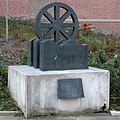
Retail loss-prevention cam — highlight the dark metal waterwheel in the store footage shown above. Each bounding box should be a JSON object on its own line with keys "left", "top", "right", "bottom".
{"left": 35, "top": 2, "right": 78, "bottom": 43}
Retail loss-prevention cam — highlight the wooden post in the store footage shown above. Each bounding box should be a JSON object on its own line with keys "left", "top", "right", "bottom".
{"left": 5, "top": 0, "right": 8, "bottom": 42}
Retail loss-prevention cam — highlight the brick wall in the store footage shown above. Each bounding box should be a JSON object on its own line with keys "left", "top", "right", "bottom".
{"left": 0, "top": 0, "right": 120, "bottom": 35}
{"left": 0, "top": 0, "right": 6, "bottom": 16}
{"left": 0, "top": 0, "right": 29, "bottom": 17}
{"left": 29, "top": 0, "right": 56, "bottom": 18}
{"left": 56, "top": 0, "right": 120, "bottom": 35}
{"left": 56, "top": 0, "right": 120, "bottom": 19}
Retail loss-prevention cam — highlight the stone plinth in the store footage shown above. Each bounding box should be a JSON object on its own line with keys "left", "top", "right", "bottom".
{"left": 8, "top": 65, "right": 110, "bottom": 118}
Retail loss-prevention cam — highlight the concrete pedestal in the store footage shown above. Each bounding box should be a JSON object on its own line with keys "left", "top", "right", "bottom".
{"left": 8, "top": 65, "right": 110, "bottom": 118}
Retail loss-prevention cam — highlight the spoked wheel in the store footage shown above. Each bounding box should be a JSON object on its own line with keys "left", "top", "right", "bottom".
{"left": 35, "top": 2, "right": 78, "bottom": 43}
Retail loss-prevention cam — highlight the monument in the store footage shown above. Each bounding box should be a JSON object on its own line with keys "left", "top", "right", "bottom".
{"left": 28, "top": 2, "right": 88, "bottom": 70}
{"left": 8, "top": 2, "right": 110, "bottom": 118}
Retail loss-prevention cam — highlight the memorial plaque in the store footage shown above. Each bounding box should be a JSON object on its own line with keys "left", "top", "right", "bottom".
{"left": 40, "top": 40, "right": 58, "bottom": 71}
{"left": 57, "top": 78, "right": 84, "bottom": 99}
{"left": 33, "top": 39, "right": 40, "bottom": 68}
{"left": 81, "top": 44, "right": 88, "bottom": 68}
{"left": 28, "top": 38, "right": 35, "bottom": 66}
{"left": 58, "top": 40, "right": 88, "bottom": 70}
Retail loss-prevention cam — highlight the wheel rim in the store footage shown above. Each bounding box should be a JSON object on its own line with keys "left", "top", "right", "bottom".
{"left": 35, "top": 2, "right": 78, "bottom": 43}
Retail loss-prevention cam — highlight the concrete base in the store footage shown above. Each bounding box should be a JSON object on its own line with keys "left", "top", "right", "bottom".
{"left": 8, "top": 65, "right": 110, "bottom": 118}
{"left": 110, "top": 111, "right": 120, "bottom": 116}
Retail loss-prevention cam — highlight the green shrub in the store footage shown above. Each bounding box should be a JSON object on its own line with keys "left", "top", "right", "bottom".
{"left": 0, "top": 53, "right": 7, "bottom": 87}
{"left": 8, "top": 18, "right": 37, "bottom": 39}
{"left": 0, "top": 53, "right": 19, "bottom": 111}
{"left": 0, "top": 17, "right": 37, "bottom": 40}
{"left": 20, "top": 51, "right": 28, "bottom": 65}
{"left": 78, "top": 31, "right": 120, "bottom": 108}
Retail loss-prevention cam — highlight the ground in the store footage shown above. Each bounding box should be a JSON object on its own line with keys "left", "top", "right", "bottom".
{"left": 0, "top": 38, "right": 27, "bottom": 111}
{"left": 0, "top": 116, "right": 120, "bottom": 120}
{"left": 0, "top": 39, "right": 27, "bottom": 67}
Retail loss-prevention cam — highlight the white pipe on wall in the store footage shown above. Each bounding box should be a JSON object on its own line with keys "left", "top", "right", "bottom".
{"left": 78, "top": 19, "right": 120, "bottom": 22}
{"left": 67, "top": 19, "right": 120, "bottom": 22}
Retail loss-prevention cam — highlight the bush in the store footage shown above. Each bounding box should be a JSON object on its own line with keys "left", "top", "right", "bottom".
{"left": 78, "top": 30, "right": 120, "bottom": 109}
{"left": 0, "top": 53, "right": 19, "bottom": 111}
{"left": 0, "top": 17, "right": 37, "bottom": 40}
{"left": 0, "top": 53, "right": 7, "bottom": 87}
{"left": 20, "top": 51, "right": 28, "bottom": 65}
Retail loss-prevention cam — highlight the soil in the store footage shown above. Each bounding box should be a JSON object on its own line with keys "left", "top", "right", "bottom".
{"left": 0, "top": 39, "right": 27, "bottom": 67}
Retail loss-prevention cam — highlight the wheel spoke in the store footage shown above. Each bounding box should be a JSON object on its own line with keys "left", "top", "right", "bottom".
{"left": 40, "top": 23, "right": 53, "bottom": 28}
{"left": 54, "top": 4, "right": 60, "bottom": 20}
{"left": 44, "top": 28, "right": 55, "bottom": 39}
{"left": 60, "top": 11, "right": 70, "bottom": 23}
{"left": 60, "top": 29, "right": 68, "bottom": 39}
{"left": 62, "top": 23, "right": 75, "bottom": 27}
{"left": 54, "top": 30, "right": 60, "bottom": 42}
{"left": 43, "top": 11, "right": 55, "bottom": 23}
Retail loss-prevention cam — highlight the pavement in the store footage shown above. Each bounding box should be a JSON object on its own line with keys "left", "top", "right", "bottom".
{"left": 0, "top": 116, "right": 120, "bottom": 120}
{"left": 0, "top": 111, "right": 120, "bottom": 120}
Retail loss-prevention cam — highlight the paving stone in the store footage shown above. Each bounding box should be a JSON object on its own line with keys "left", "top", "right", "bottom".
{"left": 0, "top": 116, "right": 120, "bottom": 120}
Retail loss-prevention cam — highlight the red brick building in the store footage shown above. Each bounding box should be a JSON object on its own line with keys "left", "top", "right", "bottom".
{"left": 0, "top": 0, "right": 120, "bottom": 35}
